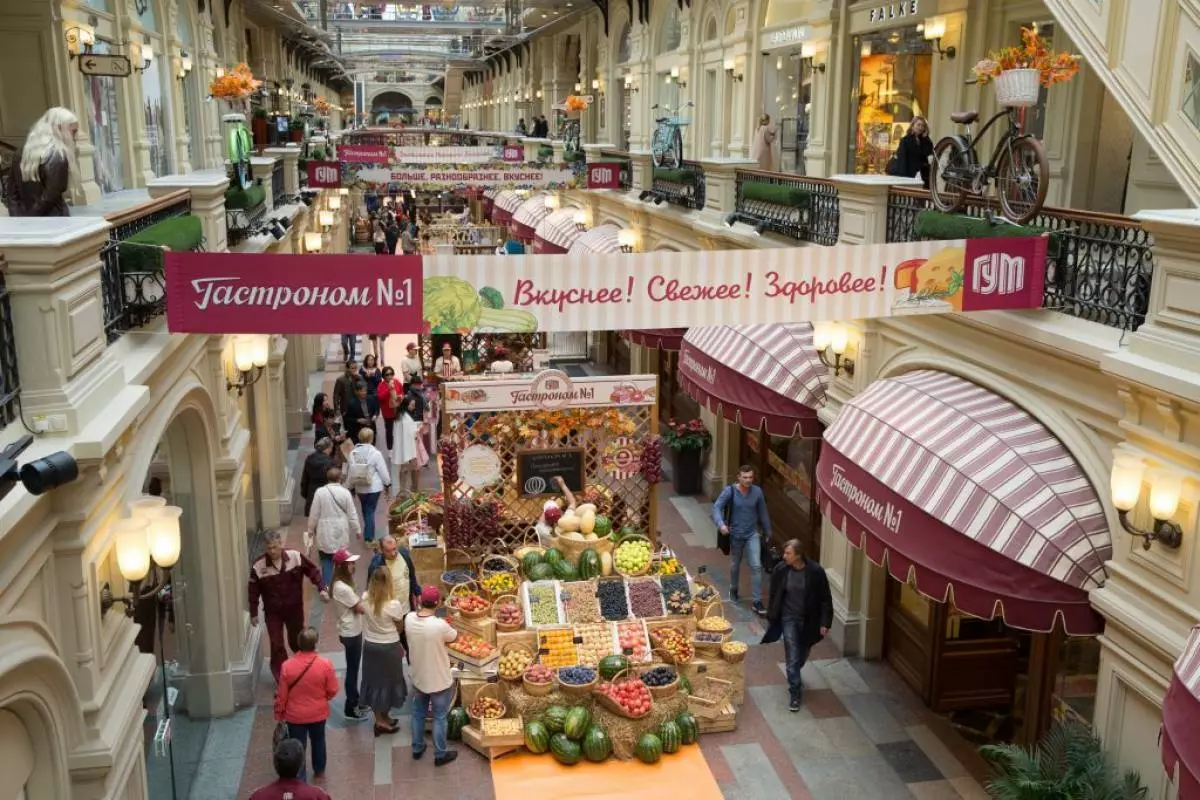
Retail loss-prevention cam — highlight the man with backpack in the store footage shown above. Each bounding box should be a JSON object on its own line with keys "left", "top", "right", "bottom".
{"left": 711, "top": 465, "right": 773, "bottom": 616}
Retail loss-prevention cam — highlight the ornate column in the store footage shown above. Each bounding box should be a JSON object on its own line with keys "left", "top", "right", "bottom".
{"left": 830, "top": 174, "right": 921, "bottom": 245}
{"left": 698, "top": 158, "right": 757, "bottom": 214}
{"left": 265, "top": 146, "right": 300, "bottom": 196}
{"left": 250, "top": 155, "right": 280, "bottom": 211}
{"left": 147, "top": 170, "right": 231, "bottom": 252}
{"left": 281, "top": 336, "right": 308, "bottom": 438}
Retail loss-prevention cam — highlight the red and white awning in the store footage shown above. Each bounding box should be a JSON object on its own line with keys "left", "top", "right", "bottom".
{"left": 678, "top": 324, "right": 826, "bottom": 438}
{"left": 533, "top": 208, "right": 583, "bottom": 254}
{"left": 816, "top": 370, "right": 1111, "bottom": 635}
{"left": 511, "top": 194, "right": 551, "bottom": 241}
{"left": 568, "top": 224, "right": 623, "bottom": 255}
{"left": 621, "top": 329, "right": 687, "bottom": 351}
{"left": 483, "top": 189, "right": 496, "bottom": 200}
{"left": 492, "top": 190, "right": 524, "bottom": 224}
{"left": 1164, "top": 625, "right": 1200, "bottom": 799}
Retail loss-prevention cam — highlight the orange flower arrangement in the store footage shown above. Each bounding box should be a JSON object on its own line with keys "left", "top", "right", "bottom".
{"left": 314, "top": 97, "right": 332, "bottom": 115}
{"left": 209, "top": 63, "right": 261, "bottom": 101}
{"left": 973, "top": 27, "right": 1080, "bottom": 87}
{"left": 564, "top": 95, "right": 589, "bottom": 113}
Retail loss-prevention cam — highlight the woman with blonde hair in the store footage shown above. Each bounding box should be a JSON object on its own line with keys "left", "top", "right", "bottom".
{"left": 359, "top": 565, "right": 408, "bottom": 735}
{"left": 7, "top": 107, "right": 79, "bottom": 216}
{"left": 751, "top": 113, "right": 777, "bottom": 171}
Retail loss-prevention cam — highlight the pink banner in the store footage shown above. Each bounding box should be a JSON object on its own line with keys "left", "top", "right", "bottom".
{"left": 338, "top": 144, "right": 391, "bottom": 164}
{"left": 502, "top": 144, "right": 524, "bottom": 162}
{"left": 587, "top": 162, "right": 622, "bottom": 189}
{"left": 306, "top": 160, "right": 341, "bottom": 188}
{"left": 165, "top": 253, "right": 423, "bottom": 334}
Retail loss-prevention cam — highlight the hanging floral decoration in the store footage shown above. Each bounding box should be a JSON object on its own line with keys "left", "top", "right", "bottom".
{"left": 564, "top": 95, "right": 590, "bottom": 112}
{"left": 972, "top": 27, "right": 1080, "bottom": 87}
{"left": 210, "top": 63, "right": 262, "bottom": 100}
{"left": 314, "top": 97, "right": 333, "bottom": 115}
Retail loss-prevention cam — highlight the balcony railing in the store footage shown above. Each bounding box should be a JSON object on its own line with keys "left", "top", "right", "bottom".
{"left": 733, "top": 169, "right": 840, "bottom": 246}
{"left": 885, "top": 187, "right": 1155, "bottom": 332}
{"left": 0, "top": 264, "right": 21, "bottom": 428}
{"left": 100, "top": 190, "right": 200, "bottom": 342}
{"left": 272, "top": 159, "right": 286, "bottom": 207}
{"left": 599, "top": 150, "right": 633, "bottom": 191}
{"left": 651, "top": 161, "right": 706, "bottom": 211}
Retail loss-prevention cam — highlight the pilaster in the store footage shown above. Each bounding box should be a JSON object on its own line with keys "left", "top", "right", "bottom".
{"left": 265, "top": 146, "right": 301, "bottom": 196}
{"left": 628, "top": 151, "right": 653, "bottom": 192}
{"left": 250, "top": 156, "right": 281, "bottom": 211}
{"left": 522, "top": 137, "right": 548, "bottom": 163}
{"left": 698, "top": 158, "right": 757, "bottom": 214}
{"left": 147, "top": 169, "right": 231, "bottom": 252}
{"left": 701, "top": 413, "right": 742, "bottom": 500}
{"left": 248, "top": 335, "right": 290, "bottom": 531}
{"left": 584, "top": 143, "right": 618, "bottom": 163}
{"left": 829, "top": 175, "right": 921, "bottom": 245}
{"left": 281, "top": 335, "right": 308, "bottom": 438}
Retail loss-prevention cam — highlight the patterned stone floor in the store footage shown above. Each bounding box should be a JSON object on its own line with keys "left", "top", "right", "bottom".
{"left": 179, "top": 337, "right": 994, "bottom": 800}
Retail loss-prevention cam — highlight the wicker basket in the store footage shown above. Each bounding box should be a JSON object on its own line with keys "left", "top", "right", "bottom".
{"left": 556, "top": 667, "right": 599, "bottom": 697}
{"left": 490, "top": 593, "right": 524, "bottom": 632}
{"left": 512, "top": 527, "right": 547, "bottom": 568}
{"left": 696, "top": 600, "right": 733, "bottom": 635}
{"left": 522, "top": 669, "right": 554, "bottom": 697}
{"left": 592, "top": 668, "right": 652, "bottom": 719}
{"left": 480, "top": 552, "right": 520, "bottom": 579}
{"left": 639, "top": 657, "right": 680, "bottom": 699}
{"left": 613, "top": 534, "right": 653, "bottom": 577}
{"left": 465, "top": 682, "right": 506, "bottom": 724}
{"left": 551, "top": 532, "right": 615, "bottom": 567}
{"left": 498, "top": 642, "right": 536, "bottom": 681}
{"left": 648, "top": 630, "right": 694, "bottom": 665}
{"left": 448, "top": 580, "right": 491, "bottom": 620}
{"left": 994, "top": 68, "right": 1041, "bottom": 108}
{"left": 440, "top": 548, "right": 477, "bottom": 600}
{"left": 720, "top": 640, "right": 748, "bottom": 664}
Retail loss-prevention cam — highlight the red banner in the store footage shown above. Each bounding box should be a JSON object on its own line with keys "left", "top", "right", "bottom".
{"left": 306, "top": 160, "right": 341, "bottom": 188}
{"left": 502, "top": 144, "right": 524, "bottom": 162}
{"left": 587, "top": 162, "right": 622, "bottom": 190}
{"left": 338, "top": 144, "right": 391, "bottom": 164}
{"left": 165, "top": 252, "right": 423, "bottom": 334}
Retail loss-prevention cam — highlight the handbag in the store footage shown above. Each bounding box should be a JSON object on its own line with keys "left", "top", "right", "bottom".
{"left": 273, "top": 656, "right": 317, "bottom": 747}
{"left": 347, "top": 447, "right": 373, "bottom": 488}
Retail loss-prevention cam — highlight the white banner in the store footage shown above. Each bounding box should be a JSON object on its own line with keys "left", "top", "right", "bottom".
{"left": 354, "top": 163, "right": 581, "bottom": 190}
{"left": 393, "top": 146, "right": 500, "bottom": 164}
{"left": 443, "top": 371, "right": 658, "bottom": 412}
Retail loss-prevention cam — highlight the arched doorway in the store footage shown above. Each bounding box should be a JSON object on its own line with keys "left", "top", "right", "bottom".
{"left": 372, "top": 90, "right": 414, "bottom": 124}
{"left": 0, "top": 637, "right": 81, "bottom": 800}
{"left": 424, "top": 95, "right": 443, "bottom": 125}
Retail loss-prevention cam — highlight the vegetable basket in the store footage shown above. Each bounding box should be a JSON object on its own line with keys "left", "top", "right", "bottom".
{"left": 478, "top": 553, "right": 520, "bottom": 598}
{"left": 639, "top": 654, "right": 681, "bottom": 699}
{"left": 552, "top": 531, "right": 614, "bottom": 566}
{"left": 440, "top": 548, "right": 477, "bottom": 600}
{"left": 720, "top": 640, "right": 748, "bottom": 664}
{"left": 447, "top": 580, "right": 491, "bottom": 620}
{"left": 556, "top": 667, "right": 599, "bottom": 697}
{"left": 498, "top": 642, "right": 536, "bottom": 682}
{"left": 489, "top": 593, "right": 524, "bottom": 633}
{"left": 592, "top": 668, "right": 653, "bottom": 720}
{"left": 522, "top": 666, "right": 554, "bottom": 696}
{"left": 465, "top": 682, "right": 507, "bottom": 724}
{"left": 613, "top": 533, "right": 653, "bottom": 577}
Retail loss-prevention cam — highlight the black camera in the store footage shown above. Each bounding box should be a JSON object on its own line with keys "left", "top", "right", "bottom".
{"left": 0, "top": 435, "right": 80, "bottom": 496}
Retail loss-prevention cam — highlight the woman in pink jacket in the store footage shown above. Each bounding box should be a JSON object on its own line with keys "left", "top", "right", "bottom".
{"left": 275, "top": 627, "right": 339, "bottom": 781}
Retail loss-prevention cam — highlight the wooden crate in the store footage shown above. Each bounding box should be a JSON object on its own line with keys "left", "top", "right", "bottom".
{"left": 495, "top": 628, "right": 537, "bottom": 653}
{"left": 459, "top": 675, "right": 496, "bottom": 709}
{"left": 455, "top": 613, "right": 497, "bottom": 646}
{"left": 679, "top": 658, "right": 744, "bottom": 706}
{"left": 462, "top": 722, "right": 523, "bottom": 761}
{"left": 479, "top": 716, "right": 526, "bottom": 748}
{"left": 697, "top": 703, "right": 737, "bottom": 733}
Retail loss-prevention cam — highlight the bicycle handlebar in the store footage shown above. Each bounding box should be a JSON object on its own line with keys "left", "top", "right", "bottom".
{"left": 651, "top": 101, "right": 695, "bottom": 113}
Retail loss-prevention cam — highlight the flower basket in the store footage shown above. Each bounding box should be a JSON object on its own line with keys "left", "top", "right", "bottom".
{"left": 994, "top": 69, "right": 1042, "bottom": 108}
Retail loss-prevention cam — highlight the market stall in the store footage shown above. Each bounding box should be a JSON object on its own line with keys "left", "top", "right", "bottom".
{"left": 533, "top": 207, "right": 585, "bottom": 254}
{"left": 510, "top": 193, "right": 553, "bottom": 243}
{"left": 492, "top": 190, "right": 525, "bottom": 227}
{"left": 416, "top": 333, "right": 548, "bottom": 377}
{"left": 568, "top": 224, "right": 624, "bottom": 255}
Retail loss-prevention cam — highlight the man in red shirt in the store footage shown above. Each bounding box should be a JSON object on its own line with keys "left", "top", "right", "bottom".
{"left": 249, "top": 530, "right": 328, "bottom": 681}
{"left": 249, "top": 738, "right": 330, "bottom": 800}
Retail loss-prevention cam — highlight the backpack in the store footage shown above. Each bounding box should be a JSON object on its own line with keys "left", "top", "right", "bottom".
{"left": 347, "top": 447, "right": 373, "bottom": 488}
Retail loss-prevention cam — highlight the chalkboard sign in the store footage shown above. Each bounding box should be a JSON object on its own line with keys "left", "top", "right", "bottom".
{"left": 517, "top": 448, "right": 585, "bottom": 496}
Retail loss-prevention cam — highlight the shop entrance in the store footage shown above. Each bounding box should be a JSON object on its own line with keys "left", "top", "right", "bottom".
{"left": 882, "top": 578, "right": 1101, "bottom": 746}
{"left": 847, "top": 28, "right": 933, "bottom": 175}
{"left": 740, "top": 429, "right": 821, "bottom": 559}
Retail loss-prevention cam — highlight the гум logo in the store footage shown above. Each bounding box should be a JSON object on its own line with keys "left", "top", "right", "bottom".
{"left": 314, "top": 165, "right": 338, "bottom": 184}
{"left": 971, "top": 252, "right": 1025, "bottom": 296}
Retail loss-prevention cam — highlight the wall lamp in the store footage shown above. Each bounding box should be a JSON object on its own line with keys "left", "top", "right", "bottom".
{"left": 923, "top": 16, "right": 956, "bottom": 60}
{"left": 100, "top": 497, "right": 183, "bottom": 617}
{"left": 226, "top": 334, "right": 270, "bottom": 395}
{"left": 811, "top": 321, "right": 854, "bottom": 377}
{"left": 134, "top": 40, "right": 154, "bottom": 73}
{"left": 177, "top": 50, "right": 192, "bottom": 80}
{"left": 723, "top": 59, "right": 743, "bottom": 83}
{"left": 723, "top": 212, "right": 765, "bottom": 235}
{"left": 801, "top": 42, "right": 827, "bottom": 73}
{"left": 544, "top": 194, "right": 560, "bottom": 210}
{"left": 617, "top": 228, "right": 637, "bottom": 253}
{"left": 65, "top": 24, "right": 96, "bottom": 58}
{"left": 1110, "top": 454, "right": 1184, "bottom": 550}
{"left": 572, "top": 208, "right": 588, "bottom": 231}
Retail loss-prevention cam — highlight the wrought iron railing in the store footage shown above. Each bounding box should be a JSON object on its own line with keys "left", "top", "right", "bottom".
{"left": 599, "top": 149, "right": 633, "bottom": 191}
{"left": 226, "top": 193, "right": 269, "bottom": 247}
{"left": 652, "top": 160, "right": 706, "bottom": 211}
{"left": 100, "top": 190, "right": 198, "bottom": 341}
{"left": 884, "top": 187, "right": 1155, "bottom": 332}
{"left": 271, "top": 159, "right": 285, "bottom": 207}
{"left": 0, "top": 267, "right": 21, "bottom": 429}
{"left": 733, "top": 169, "right": 840, "bottom": 246}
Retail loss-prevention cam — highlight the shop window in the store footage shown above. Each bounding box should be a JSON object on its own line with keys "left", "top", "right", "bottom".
{"left": 142, "top": 55, "right": 172, "bottom": 177}
{"left": 762, "top": 53, "right": 813, "bottom": 174}
{"left": 618, "top": 21, "right": 632, "bottom": 64}
{"left": 847, "top": 29, "right": 933, "bottom": 175}
{"left": 1051, "top": 636, "right": 1100, "bottom": 727}
{"left": 1183, "top": 52, "right": 1200, "bottom": 134}
{"left": 658, "top": 7, "right": 682, "bottom": 54}
{"left": 82, "top": 40, "right": 126, "bottom": 195}
{"left": 703, "top": 16, "right": 718, "bottom": 42}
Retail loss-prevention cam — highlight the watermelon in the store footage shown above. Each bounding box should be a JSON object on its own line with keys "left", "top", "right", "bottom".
{"left": 521, "top": 550, "right": 544, "bottom": 576}
{"left": 552, "top": 560, "right": 578, "bottom": 581}
{"left": 524, "top": 720, "right": 550, "bottom": 754}
{"left": 550, "top": 732, "right": 582, "bottom": 765}
{"left": 679, "top": 674, "right": 693, "bottom": 696}
{"left": 635, "top": 733, "right": 663, "bottom": 764}
{"left": 528, "top": 563, "right": 555, "bottom": 582}
{"left": 598, "top": 654, "right": 630, "bottom": 681}
{"left": 542, "top": 705, "right": 569, "bottom": 734}
{"left": 582, "top": 724, "right": 612, "bottom": 762}
{"left": 618, "top": 526, "right": 640, "bottom": 540}
{"left": 577, "top": 548, "right": 602, "bottom": 580}
{"left": 543, "top": 547, "right": 565, "bottom": 567}
{"left": 593, "top": 515, "right": 612, "bottom": 537}
{"left": 447, "top": 706, "right": 469, "bottom": 741}
{"left": 676, "top": 711, "right": 699, "bottom": 745}
{"left": 658, "top": 720, "right": 682, "bottom": 754}
{"left": 563, "top": 706, "right": 592, "bottom": 740}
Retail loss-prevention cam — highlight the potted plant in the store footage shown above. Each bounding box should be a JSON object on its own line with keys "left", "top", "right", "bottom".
{"left": 979, "top": 720, "right": 1146, "bottom": 799}
{"left": 251, "top": 107, "right": 269, "bottom": 148}
{"left": 289, "top": 118, "right": 305, "bottom": 143}
{"left": 972, "top": 27, "right": 1080, "bottom": 108}
{"left": 662, "top": 418, "right": 711, "bottom": 495}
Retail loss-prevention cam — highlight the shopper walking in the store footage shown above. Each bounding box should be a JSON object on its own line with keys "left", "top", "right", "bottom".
{"left": 391, "top": 395, "right": 428, "bottom": 496}
{"left": 249, "top": 531, "right": 328, "bottom": 682}
{"left": 367, "top": 535, "right": 421, "bottom": 610}
{"left": 342, "top": 381, "right": 374, "bottom": 445}
{"left": 347, "top": 428, "right": 391, "bottom": 543}
{"left": 300, "top": 438, "right": 336, "bottom": 517}
{"left": 761, "top": 539, "right": 833, "bottom": 711}
{"left": 360, "top": 566, "right": 409, "bottom": 735}
{"left": 407, "top": 585, "right": 460, "bottom": 766}
{"left": 711, "top": 465, "right": 773, "bottom": 615}
{"left": 329, "top": 548, "right": 369, "bottom": 721}
{"left": 888, "top": 115, "right": 935, "bottom": 188}
{"left": 751, "top": 114, "right": 777, "bottom": 171}
{"left": 249, "top": 739, "right": 331, "bottom": 800}
{"left": 306, "top": 465, "right": 361, "bottom": 586}
{"left": 332, "top": 360, "right": 358, "bottom": 416}
{"left": 377, "top": 366, "right": 404, "bottom": 452}
{"left": 274, "top": 627, "right": 339, "bottom": 781}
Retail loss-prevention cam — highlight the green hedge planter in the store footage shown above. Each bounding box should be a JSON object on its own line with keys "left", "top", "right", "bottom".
{"left": 537, "top": 145, "right": 554, "bottom": 158}
{"left": 226, "top": 183, "right": 266, "bottom": 211}
{"left": 912, "top": 209, "right": 1062, "bottom": 257}
{"left": 653, "top": 167, "right": 699, "bottom": 185}
{"left": 741, "top": 181, "right": 811, "bottom": 208}
{"left": 563, "top": 150, "right": 586, "bottom": 164}
{"left": 118, "top": 214, "right": 203, "bottom": 274}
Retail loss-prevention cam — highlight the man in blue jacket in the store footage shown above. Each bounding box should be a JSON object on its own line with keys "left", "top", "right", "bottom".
{"left": 711, "top": 465, "right": 772, "bottom": 615}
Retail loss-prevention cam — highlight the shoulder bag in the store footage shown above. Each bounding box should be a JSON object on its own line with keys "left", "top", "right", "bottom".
{"left": 717, "top": 484, "right": 734, "bottom": 556}
{"left": 273, "top": 656, "right": 317, "bottom": 747}
{"left": 347, "top": 446, "right": 373, "bottom": 488}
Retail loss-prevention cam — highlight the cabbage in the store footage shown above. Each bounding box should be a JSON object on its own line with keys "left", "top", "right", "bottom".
{"left": 424, "top": 277, "right": 482, "bottom": 333}
{"left": 479, "top": 286, "right": 504, "bottom": 309}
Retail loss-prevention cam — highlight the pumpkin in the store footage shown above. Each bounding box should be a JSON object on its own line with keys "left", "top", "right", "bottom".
{"left": 558, "top": 513, "right": 582, "bottom": 533}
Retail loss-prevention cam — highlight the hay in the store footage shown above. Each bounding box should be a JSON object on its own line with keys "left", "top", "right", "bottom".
{"left": 502, "top": 683, "right": 594, "bottom": 720}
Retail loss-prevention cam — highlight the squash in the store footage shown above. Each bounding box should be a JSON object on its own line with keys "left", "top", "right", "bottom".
{"left": 600, "top": 551, "right": 614, "bottom": 576}
{"left": 584, "top": 533, "right": 599, "bottom": 541}
{"left": 576, "top": 503, "right": 597, "bottom": 516}
{"left": 563, "top": 531, "right": 586, "bottom": 541}
{"left": 579, "top": 510, "right": 597, "bottom": 535}
{"left": 558, "top": 513, "right": 582, "bottom": 533}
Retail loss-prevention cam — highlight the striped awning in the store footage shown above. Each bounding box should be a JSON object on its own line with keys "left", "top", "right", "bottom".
{"left": 621, "top": 329, "right": 687, "bottom": 351}
{"left": 483, "top": 189, "right": 496, "bottom": 200}
{"left": 678, "top": 324, "right": 826, "bottom": 438}
{"left": 492, "top": 190, "right": 524, "bottom": 224}
{"left": 568, "top": 224, "right": 623, "bottom": 255}
{"left": 816, "top": 370, "right": 1111, "bottom": 635}
{"left": 533, "top": 208, "right": 583, "bottom": 254}
{"left": 1164, "top": 625, "right": 1200, "bottom": 800}
{"left": 511, "top": 194, "right": 551, "bottom": 241}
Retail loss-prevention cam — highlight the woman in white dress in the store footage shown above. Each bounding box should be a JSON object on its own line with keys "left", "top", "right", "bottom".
{"left": 390, "top": 395, "right": 428, "bottom": 495}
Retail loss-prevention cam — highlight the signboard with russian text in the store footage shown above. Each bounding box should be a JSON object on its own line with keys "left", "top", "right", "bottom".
{"left": 350, "top": 163, "right": 581, "bottom": 190}
{"left": 337, "top": 144, "right": 391, "bottom": 163}
{"left": 442, "top": 371, "right": 658, "bottom": 413}
{"left": 586, "top": 162, "right": 622, "bottom": 190}
{"left": 502, "top": 144, "right": 524, "bottom": 162}
{"left": 306, "top": 160, "right": 341, "bottom": 188}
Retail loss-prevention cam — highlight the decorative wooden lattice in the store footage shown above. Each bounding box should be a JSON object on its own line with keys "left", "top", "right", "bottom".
{"left": 419, "top": 333, "right": 547, "bottom": 374}
{"left": 424, "top": 224, "right": 507, "bottom": 246}
{"left": 439, "top": 373, "right": 660, "bottom": 556}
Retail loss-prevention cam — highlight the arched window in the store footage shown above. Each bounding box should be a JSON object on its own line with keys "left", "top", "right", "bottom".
{"left": 658, "top": 7, "right": 682, "bottom": 54}
{"left": 704, "top": 16, "right": 718, "bottom": 42}
{"left": 617, "top": 20, "right": 633, "bottom": 64}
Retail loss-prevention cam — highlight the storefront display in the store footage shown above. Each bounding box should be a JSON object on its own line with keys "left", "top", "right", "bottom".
{"left": 741, "top": 430, "right": 820, "bottom": 558}
{"left": 759, "top": 25, "right": 816, "bottom": 174}
{"left": 847, "top": 27, "right": 933, "bottom": 174}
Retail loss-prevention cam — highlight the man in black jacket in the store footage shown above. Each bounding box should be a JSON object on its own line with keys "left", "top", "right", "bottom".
{"left": 300, "top": 438, "right": 335, "bottom": 516}
{"left": 760, "top": 539, "right": 833, "bottom": 711}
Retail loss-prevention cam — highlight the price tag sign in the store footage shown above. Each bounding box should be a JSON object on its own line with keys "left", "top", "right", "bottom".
{"left": 456, "top": 660, "right": 466, "bottom": 670}
{"left": 697, "top": 566, "right": 707, "bottom": 575}
{"left": 698, "top": 664, "right": 708, "bottom": 674}
{"left": 486, "top": 675, "right": 500, "bottom": 684}
{"left": 573, "top": 636, "right": 584, "bottom": 644}
{"left": 539, "top": 647, "right": 551, "bottom": 655}
{"left": 559, "top": 590, "right": 572, "bottom": 601}
{"left": 623, "top": 647, "right": 633, "bottom": 656}
{"left": 529, "top": 595, "right": 540, "bottom": 603}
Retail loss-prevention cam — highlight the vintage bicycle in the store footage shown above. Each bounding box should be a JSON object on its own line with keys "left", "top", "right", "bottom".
{"left": 223, "top": 112, "right": 253, "bottom": 190}
{"left": 560, "top": 117, "right": 581, "bottom": 153}
{"left": 650, "top": 101, "right": 694, "bottom": 169}
{"left": 929, "top": 97, "right": 1049, "bottom": 225}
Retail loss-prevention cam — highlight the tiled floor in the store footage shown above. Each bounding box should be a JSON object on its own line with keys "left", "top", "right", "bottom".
{"left": 209, "top": 338, "right": 994, "bottom": 799}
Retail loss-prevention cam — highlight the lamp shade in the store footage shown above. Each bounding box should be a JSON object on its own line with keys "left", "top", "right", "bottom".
{"left": 811, "top": 321, "right": 833, "bottom": 351}
{"left": 924, "top": 16, "right": 947, "bottom": 40}
{"left": 338, "top": 187, "right": 349, "bottom": 196}
{"left": 801, "top": 41, "right": 818, "bottom": 59}
{"left": 617, "top": 229, "right": 637, "bottom": 249}
{"left": 233, "top": 337, "right": 255, "bottom": 372}
{"left": 246, "top": 334, "right": 270, "bottom": 368}
{"left": 572, "top": 209, "right": 587, "bottom": 226}
{"left": 318, "top": 209, "right": 335, "bottom": 227}
{"left": 304, "top": 231, "right": 323, "bottom": 252}
{"left": 1110, "top": 454, "right": 1144, "bottom": 512}
{"left": 829, "top": 324, "right": 849, "bottom": 356}
{"left": 1148, "top": 469, "right": 1183, "bottom": 520}
{"left": 114, "top": 518, "right": 151, "bottom": 582}
{"left": 129, "top": 495, "right": 166, "bottom": 520}
{"left": 328, "top": 194, "right": 342, "bottom": 210}
{"left": 544, "top": 194, "right": 559, "bottom": 210}
{"left": 144, "top": 505, "right": 183, "bottom": 568}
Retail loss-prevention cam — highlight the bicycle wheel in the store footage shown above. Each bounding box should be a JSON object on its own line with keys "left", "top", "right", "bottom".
{"left": 650, "top": 126, "right": 668, "bottom": 167}
{"left": 669, "top": 128, "right": 683, "bottom": 169}
{"left": 930, "top": 137, "right": 970, "bottom": 214}
{"left": 996, "top": 136, "right": 1049, "bottom": 225}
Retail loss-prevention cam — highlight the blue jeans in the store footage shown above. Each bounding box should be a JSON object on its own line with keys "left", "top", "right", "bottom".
{"left": 411, "top": 685, "right": 457, "bottom": 758}
{"left": 341, "top": 634, "right": 362, "bottom": 715}
{"left": 319, "top": 551, "right": 334, "bottom": 587}
{"left": 781, "top": 617, "right": 811, "bottom": 702}
{"left": 730, "top": 533, "right": 763, "bottom": 603}
{"left": 360, "top": 491, "right": 381, "bottom": 542}
{"left": 340, "top": 334, "right": 356, "bottom": 363}
{"left": 286, "top": 720, "right": 328, "bottom": 779}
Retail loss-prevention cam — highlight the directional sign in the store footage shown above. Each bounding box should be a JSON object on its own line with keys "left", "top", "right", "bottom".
{"left": 79, "top": 54, "right": 132, "bottom": 78}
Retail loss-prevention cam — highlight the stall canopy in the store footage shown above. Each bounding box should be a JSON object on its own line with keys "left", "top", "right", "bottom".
{"left": 621, "top": 329, "right": 687, "bottom": 351}
{"left": 677, "top": 324, "right": 826, "bottom": 437}
{"left": 568, "top": 223, "right": 623, "bottom": 254}
{"left": 816, "top": 370, "right": 1111, "bottom": 635}
{"left": 1163, "top": 625, "right": 1200, "bottom": 800}
{"left": 533, "top": 207, "right": 583, "bottom": 254}
{"left": 492, "top": 190, "right": 524, "bottom": 225}
{"left": 511, "top": 193, "right": 552, "bottom": 241}
{"left": 482, "top": 188, "right": 496, "bottom": 220}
